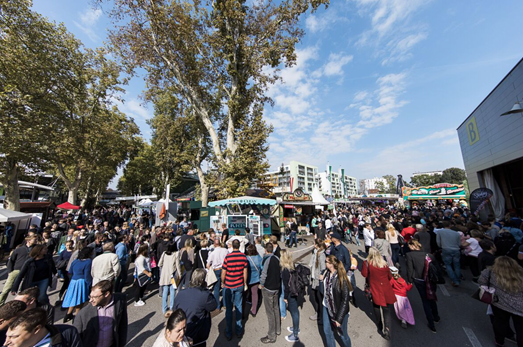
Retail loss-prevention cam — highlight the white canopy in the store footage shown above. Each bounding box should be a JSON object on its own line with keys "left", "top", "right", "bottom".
{"left": 138, "top": 198, "right": 155, "bottom": 207}
{"left": 311, "top": 186, "right": 330, "bottom": 205}
{"left": 0, "top": 208, "right": 33, "bottom": 222}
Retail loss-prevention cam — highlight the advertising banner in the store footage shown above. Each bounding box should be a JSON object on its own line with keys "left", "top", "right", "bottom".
{"left": 470, "top": 188, "right": 494, "bottom": 216}
{"left": 227, "top": 215, "right": 248, "bottom": 235}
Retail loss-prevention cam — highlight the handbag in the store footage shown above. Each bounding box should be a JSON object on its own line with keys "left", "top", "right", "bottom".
{"left": 397, "top": 233, "right": 406, "bottom": 246}
{"left": 201, "top": 252, "right": 218, "bottom": 288}
{"left": 364, "top": 261, "right": 372, "bottom": 301}
{"left": 472, "top": 270, "right": 497, "bottom": 304}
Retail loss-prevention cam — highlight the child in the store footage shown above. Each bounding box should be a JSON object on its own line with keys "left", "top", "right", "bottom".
{"left": 389, "top": 266, "right": 415, "bottom": 328}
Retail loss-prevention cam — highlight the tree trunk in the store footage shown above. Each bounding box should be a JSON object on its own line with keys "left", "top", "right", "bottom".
{"left": 196, "top": 165, "right": 208, "bottom": 207}
{"left": 3, "top": 159, "right": 20, "bottom": 211}
{"left": 68, "top": 189, "right": 78, "bottom": 205}
{"left": 80, "top": 176, "right": 93, "bottom": 208}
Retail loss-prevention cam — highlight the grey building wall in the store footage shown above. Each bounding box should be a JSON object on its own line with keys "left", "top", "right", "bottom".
{"left": 457, "top": 58, "right": 523, "bottom": 192}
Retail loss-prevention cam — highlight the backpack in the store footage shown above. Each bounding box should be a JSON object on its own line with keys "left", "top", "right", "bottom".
{"left": 426, "top": 255, "right": 445, "bottom": 284}
{"left": 288, "top": 264, "right": 311, "bottom": 297}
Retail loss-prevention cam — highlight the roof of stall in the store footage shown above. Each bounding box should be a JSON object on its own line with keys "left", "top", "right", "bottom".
{"left": 208, "top": 196, "right": 277, "bottom": 207}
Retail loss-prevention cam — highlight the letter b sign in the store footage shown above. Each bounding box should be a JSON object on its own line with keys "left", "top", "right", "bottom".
{"left": 466, "top": 117, "right": 480, "bottom": 145}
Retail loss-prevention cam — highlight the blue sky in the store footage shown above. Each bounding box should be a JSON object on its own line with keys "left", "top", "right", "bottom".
{"left": 33, "top": 0, "right": 523, "bottom": 186}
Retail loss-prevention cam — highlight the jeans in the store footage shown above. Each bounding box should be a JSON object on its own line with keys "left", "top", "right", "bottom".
{"left": 414, "top": 279, "right": 439, "bottom": 329}
{"left": 115, "top": 262, "right": 128, "bottom": 293}
{"left": 162, "top": 285, "right": 176, "bottom": 313}
{"left": 246, "top": 283, "right": 260, "bottom": 315}
{"left": 288, "top": 296, "right": 300, "bottom": 338}
{"left": 391, "top": 243, "right": 401, "bottom": 265}
{"left": 467, "top": 255, "right": 480, "bottom": 278}
{"left": 289, "top": 232, "right": 297, "bottom": 247}
{"left": 279, "top": 282, "right": 287, "bottom": 318}
{"left": 213, "top": 269, "right": 222, "bottom": 310}
{"left": 224, "top": 286, "right": 243, "bottom": 338}
{"left": 322, "top": 305, "right": 351, "bottom": 347}
{"left": 0, "top": 270, "right": 20, "bottom": 305}
{"left": 33, "top": 278, "right": 49, "bottom": 304}
{"left": 134, "top": 281, "right": 148, "bottom": 302}
{"left": 262, "top": 288, "right": 281, "bottom": 341}
{"left": 373, "top": 303, "right": 392, "bottom": 332}
{"left": 311, "top": 287, "right": 323, "bottom": 323}
{"left": 442, "top": 249, "right": 461, "bottom": 285}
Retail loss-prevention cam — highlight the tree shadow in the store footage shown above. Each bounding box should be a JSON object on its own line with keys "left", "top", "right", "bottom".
{"left": 126, "top": 312, "right": 162, "bottom": 347}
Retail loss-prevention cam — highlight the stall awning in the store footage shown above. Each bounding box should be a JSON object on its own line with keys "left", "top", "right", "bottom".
{"left": 0, "top": 208, "right": 33, "bottom": 222}
{"left": 57, "top": 202, "right": 80, "bottom": 210}
{"left": 405, "top": 195, "right": 465, "bottom": 200}
{"left": 209, "top": 196, "right": 277, "bottom": 207}
{"left": 278, "top": 201, "right": 317, "bottom": 206}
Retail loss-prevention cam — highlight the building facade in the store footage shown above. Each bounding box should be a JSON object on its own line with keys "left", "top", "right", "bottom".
{"left": 412, "top": 171, "right": 443, "bottom": 177}
{"left": 359, "top": 177, "right": 387, "bottom": 194}
{"left": 263, "top": 161, "right": 318, "bottom": 194}
{"left": 457, "top": 58, "right": 523, "bottom": 218}
{"left": 316, "top": 165, "right": 357, "bottom": 198}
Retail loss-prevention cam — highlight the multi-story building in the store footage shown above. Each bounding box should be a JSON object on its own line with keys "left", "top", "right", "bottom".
{"left": 411, "top": 170, "right": 443, "bottom": 177}
{"left": 263, "top": 161, "right": 318, "bottom": 194}
{"left": 316, "top": 165, "right": 357, "bottom": 198}
{"left": 359, "top": 177, "right": 387, "bottom": 194}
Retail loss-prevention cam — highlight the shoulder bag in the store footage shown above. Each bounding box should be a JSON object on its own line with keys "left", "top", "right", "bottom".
{"left": 472, "top": 270, "right": 497, "bottom": 304}
{"left": 364, "top": 261, "right": 372, "bottom": 301}
{"left": 201, "top": 252, "right": 218, "bottom": 288}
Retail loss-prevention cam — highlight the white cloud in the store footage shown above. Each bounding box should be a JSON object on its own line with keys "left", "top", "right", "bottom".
{"left": 305, "top": 11, "right": 348, "bottom": 34}
{"left": 353, "top": 90, "right": 369, "bottom": 102}
{"left": 115, "top": 98, "right": 152, "bottom": 121}
{"left": 323, "top": 53, "right": 354, "bottom": 77}
{"left": 353, "top": 0, "right": 431, "bottom": 64}
{"left": 356, "top": 128, "right": 462, "bottom": 178}
{"left": 74, "top": 8, "right": 102, "bottom": 42}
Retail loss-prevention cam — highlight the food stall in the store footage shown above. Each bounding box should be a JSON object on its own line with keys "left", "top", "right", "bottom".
{"left": 277, "top": 188, "right": 329, "bottom": 231}
{"left": 402, "top": 183, "right": 467, "bottom": 207}
{"left": 208, "top": 196, "right": 277, "bottom": 236}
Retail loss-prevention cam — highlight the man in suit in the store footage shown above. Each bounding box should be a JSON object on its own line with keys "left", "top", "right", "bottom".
{"left": 74, "top": 280, "right": 128, "bottom": 347}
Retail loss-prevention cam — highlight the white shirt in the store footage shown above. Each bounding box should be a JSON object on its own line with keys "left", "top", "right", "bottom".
{"left": 363, "top": 228, "right": 375, "bottom": 246}
{"left": 325, "top": 219, "right": 332, "bottom": 229}
{"left": 467, "top": 238, "right": 482, "bottom": 257}
{"left": 207, "top": 247, "right": 229, "bottom": 269}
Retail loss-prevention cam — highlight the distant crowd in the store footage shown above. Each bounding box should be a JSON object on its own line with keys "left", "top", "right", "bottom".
{"left": 0, "top": 203, "right": 522, "bottom": 347}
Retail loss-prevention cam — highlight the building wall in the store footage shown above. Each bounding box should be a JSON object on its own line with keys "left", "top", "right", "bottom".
{"left": 457, "top": 58, "right": 523, "bottom": 192}
{"left": 359, "top": 177, "right": 387, "bottom": 193}
{"left": 317, "top": 170, "right": 357, "bottom": 197}
{"left": 263, "top": 161, "right": 317, "bottom": 194}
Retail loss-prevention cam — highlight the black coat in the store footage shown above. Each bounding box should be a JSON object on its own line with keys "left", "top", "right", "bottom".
{"left": 12, "top": 255, "right": 56, "bottom": 293}
{"left": 173, "top": 287, "right": 217, "bottom": 344}
{"left": 406, "top": 250, "right": 436, "bottom": 283}
{"left": 73, "top": 293, "right": 128, "bottom": 347}
{"left": 47, "top": 324, "right": 83, "bottom": 347}
{"left": 323, "top": 273, "right": 350, "bottom": 324}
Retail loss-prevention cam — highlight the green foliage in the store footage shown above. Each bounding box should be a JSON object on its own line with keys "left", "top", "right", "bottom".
{"left": 375, "top": 181, "right": 386, "bottom": 194}
{"left": 440, "top": 167, "right": 467, "bottom": 184}
{"left": 382, "top": 175, "right": 396, "bottom": 194}
{"left": 409, "top": 168, "right": 467, "bottom": 187}
{"left": 117, "top": 141, "right": 156, "bottom": 196}
{"left": 100, "top": 0, "right": 328, "bottom": 205}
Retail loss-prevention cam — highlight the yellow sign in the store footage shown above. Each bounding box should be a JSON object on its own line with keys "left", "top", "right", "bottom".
{"left": 466, "top": 116, "right": 480, "bottom": 145}
{"left": 201, "top": 211, "right": 208, "bottom": 217}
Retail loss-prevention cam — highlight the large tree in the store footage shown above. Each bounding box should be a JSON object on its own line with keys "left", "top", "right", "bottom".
{"left": 440, "top": 167, "right": 467, "bottom": 184}
{"left": 50, "top": 49, "right": 140, "bottom": 205}
{"left": 0, "top": 0, "right": 86, "bottom": 210}
{"left": 99, "top": 0, "right": 328, "bottom": 205}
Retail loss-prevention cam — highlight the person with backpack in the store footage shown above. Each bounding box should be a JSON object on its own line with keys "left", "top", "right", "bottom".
{"left": 322, "top": 255, "right": 352, "bottom": 347}
{"left": 280, "top": 250, "right": 300, "bottom": 342}
{"left": 406, "top": 239, "right": 440, "bottom": 333}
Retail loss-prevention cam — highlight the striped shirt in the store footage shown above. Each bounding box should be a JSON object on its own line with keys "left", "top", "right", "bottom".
{"left": 223, "top": 251, "right": 248, "bottom": 288}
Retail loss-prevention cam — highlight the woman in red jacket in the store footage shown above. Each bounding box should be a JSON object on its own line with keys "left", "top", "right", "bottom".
{"left": 362, "top": 247, "right": 397, "bottom": 340}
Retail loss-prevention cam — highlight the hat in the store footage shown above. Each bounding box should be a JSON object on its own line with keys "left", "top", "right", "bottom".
{"left": 389, "top": 266, "right": 399, "bottom": 274}
{"left": 331, "top": 232, "right": 342, "bottom": 240}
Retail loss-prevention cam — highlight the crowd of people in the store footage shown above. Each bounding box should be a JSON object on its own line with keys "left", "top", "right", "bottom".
{"left": 0, "top": 202, "right": 522, "bottom": 346}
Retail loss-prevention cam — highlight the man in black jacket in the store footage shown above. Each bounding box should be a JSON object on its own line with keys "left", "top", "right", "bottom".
{"left": 73, "top": 280, "right": 127, "bottom": 347}
{"left": 260, "top": 243, "right": 281, "bottom": 344}
{"left": 14, "top": 287, "right": 55, "bottom": 326}
{"left": 5, "top": 308, "right": 82, "bottom": 347}
{"left": 173, "top": 269, "right": 217, "bottom": 347}
{"left": 0, "top": 236, "right": 36, "bottom": 305}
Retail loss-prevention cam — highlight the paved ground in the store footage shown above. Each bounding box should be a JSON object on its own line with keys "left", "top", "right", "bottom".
{"left": 0, "top": 238, "right": 514, "bottom": 347}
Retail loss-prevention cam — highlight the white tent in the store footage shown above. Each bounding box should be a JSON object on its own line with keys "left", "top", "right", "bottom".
{"left": 311, "top": 186, "right": 330, "bottom": 205}
{"left": 0, "top": 208, "right": 33, "bottom": 222}
{"left": 138, "top": 198, "right": 155, "bottom": 207}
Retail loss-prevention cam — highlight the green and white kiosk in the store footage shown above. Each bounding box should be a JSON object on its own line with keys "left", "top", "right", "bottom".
{"left": 208, "top": 196, "right": 277, "bottom": 236}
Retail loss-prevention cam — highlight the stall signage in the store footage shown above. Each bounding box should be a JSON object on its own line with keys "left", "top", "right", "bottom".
{"left": 403, "top": 184, "right": 466, "bottom": 197}
{"left": 284, "top": 205, "right": 294, "bottom": 209}
{"left": 282, "top": 188, "right": 312, "bottom": 201}
{"left": 227, "top": 215, "right": 247, "bottom": 235}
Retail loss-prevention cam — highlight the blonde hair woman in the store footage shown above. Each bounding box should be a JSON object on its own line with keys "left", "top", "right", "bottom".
{"left": 280, "top": 250, "right": 300, "bottom": 342}
{"left": 385, "top": 225, "right": 401, "bottom": 267}
{"left": 181, "top": 239, "right": 195, "bottom": 288}
{"left": 362, "top": 247, "right": 396, "bottom": 340}
{"left": 478, "top": 256, "right": 523, "bottom": 346}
